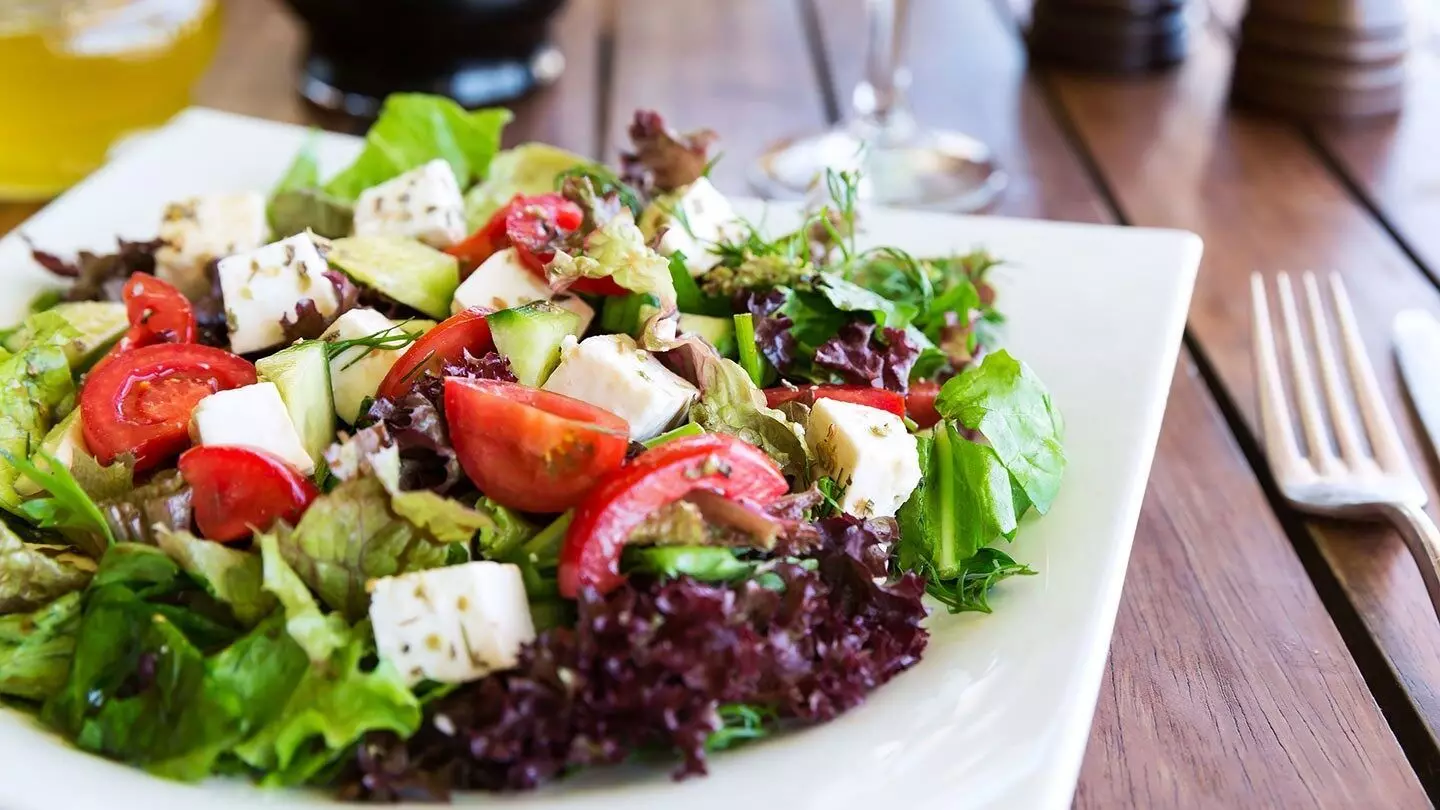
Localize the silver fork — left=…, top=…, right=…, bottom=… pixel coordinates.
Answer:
left=1252, top=271, right=1440, bottom=618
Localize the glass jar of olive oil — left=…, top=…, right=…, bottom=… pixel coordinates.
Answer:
left=0, top=0, right=221, bottom=199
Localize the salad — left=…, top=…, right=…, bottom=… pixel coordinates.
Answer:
left=0, top=95, right=1065, bottom=800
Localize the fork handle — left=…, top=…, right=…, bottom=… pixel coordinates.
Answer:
left=1382, top=502, right=1440, bottom=619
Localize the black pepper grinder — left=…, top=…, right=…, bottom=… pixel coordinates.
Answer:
left=1027, top=0, right=1190, bottom=73
left=1230, top=0, right=1410, bottom=119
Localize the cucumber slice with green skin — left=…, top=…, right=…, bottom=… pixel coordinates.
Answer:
left=487, top=302, right=582, bottom=387
left=2, top=302, right=128, bottom=371
left=256, top=340, right=335, bottom=469
left=14, top=409, right=85, bottom=497
left=328, top=235, right=459, bottom=319
left=677, top=313, right=735, bottom=357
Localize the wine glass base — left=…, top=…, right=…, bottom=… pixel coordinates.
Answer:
left=750, top=126, right=1007, bottom=212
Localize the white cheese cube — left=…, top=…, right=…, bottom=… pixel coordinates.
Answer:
left=353, top=159, right=468, bottom=249
left=541, top=334, right=697, bottom=440
left=806, top=398, right=921, bottom=518
left=218, top=233, right=338, bottom=355
left=189, top=382, right=316, bottom=475
left=369, top=561, right=535, bottom=686
left=451, top=247, right=594, bottom=333
left=156, top=192, right=268, bottom=299
left=322, top=308, right=407, bottom=424
left=652, top=178, right=742, bottom=277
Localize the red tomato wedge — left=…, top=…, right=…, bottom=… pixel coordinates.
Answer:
left=507, top=194, right=627, bottom=296
left=444, top=377, right=630, bottom=513
left=122, top=272, right=196, bottom=346
left=376, top=306, right=495, bottom=400
left=763, top=384, right=906, bottom=417
left=446, top=208, right=510, bottom=279
left=81, top=343, right=257, bottom=471
left=179, top=446, right=319, bottom=542
left=559, top=434, right=789, bottom=598
left=905, top=381, right=943, bottom=429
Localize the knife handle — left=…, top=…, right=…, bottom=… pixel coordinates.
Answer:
left=1383, top=502, right=1440, bottom=621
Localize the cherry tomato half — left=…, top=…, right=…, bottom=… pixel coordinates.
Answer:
left=444, top=377, right=630, bottom=513
left=376, top=306, right=495, bottom=401
left=179, top=446, right=319, bottom=542
left=122, top=272, right=196, bottom=346
left=905, top=381, right=943, bottom=429
left=559, top=433, right=789, bottom=597
left=81, top=343, right=257, bottom=471
left=446, top=209, right=510, bottom=280
left=507, top=194, right=628, bottom=296
left=763, top=384, right=906, bottom=417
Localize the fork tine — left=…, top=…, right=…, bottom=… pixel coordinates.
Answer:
left=1276, top=273, right=1340, bottom=473
left=1251, top=273, right=1309, bottom=478
left=1327, top=273, right=1410, bottom=473
left=1302, top=272, right=1369, bottom=467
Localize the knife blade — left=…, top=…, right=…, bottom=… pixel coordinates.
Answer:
left=1393, top=309, right=1440, bottom=457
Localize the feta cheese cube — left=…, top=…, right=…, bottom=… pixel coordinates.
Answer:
left=353, top=159, right=467, bottom=248
left=651, top=178, right=742, bottom=277
left=451, top=247, right=594, bottom=333
left=542, top=334, right=697, bottom=440
left=156, top=192, right=268, bottom=299
left=322, top=308, right=407, bottom=424
left=218, top=233, right=338, bottom=355
left=806, top=398, right=921, bottom=518
left=189, top=382, right=316, bottom=475
left=369, top=561, right=535, bottom=686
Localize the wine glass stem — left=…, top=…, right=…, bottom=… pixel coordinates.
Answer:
left=853, top=0, right=912, bottom=130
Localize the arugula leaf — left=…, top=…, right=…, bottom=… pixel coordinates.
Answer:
left=323, top=95, right=511, bottom=202
left=0, top=521, right=95, bottom=613
left=897, top=422, right=1017, bottom=580
left=155, top=528, right=275, bottom=627
left=935, top=350, right=1065, bottom=514
left=7, top=450, right=114, bottom=555
left=0, top=591, right=80, bottom=702
left=924, top=547, right=1036, bottom=614
left=0, top=345, right=74, bottom=511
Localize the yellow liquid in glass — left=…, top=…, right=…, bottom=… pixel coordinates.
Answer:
left=0, top=0, right=222, bottom=199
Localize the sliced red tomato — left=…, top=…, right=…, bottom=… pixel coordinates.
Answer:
left=505, top=194, right=628, bottom=296
left=763, top=384, right=906, bottom=417
left=905, top=381, right=943, bottom=429
left=376, top=306, right=495, bottom=400
left=559, top=434, right=789, bottom=598
left=446, top=206, right=511, bottom=280
left=96, top=273, right=198, bottom=367
left=81, top=343, right=256, bottom=471
left=179, top=446, right=319, bottom=542
left=444, top=377, right=630, bottom=513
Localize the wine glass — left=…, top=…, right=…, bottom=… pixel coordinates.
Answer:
left=750, top=0, right=1006, bottom=211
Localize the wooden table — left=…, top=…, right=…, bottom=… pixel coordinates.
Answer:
left=8, top=0, right=1440, bottom=805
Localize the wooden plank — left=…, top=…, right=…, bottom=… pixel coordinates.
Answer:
left=1308, top=52, right=1440, bottom=293
left=1077, top=359, right=1428, bottom=808
left=1041, top=5, right=1440, bottom=773
left=811, top=1, right=1427, bottom=804
left=603, top=0, right=828, bottom=193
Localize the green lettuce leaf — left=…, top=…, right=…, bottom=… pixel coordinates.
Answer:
left=623, top=546, right=754, bottom=582
left=463, top=142, right=595, bottom=229
left=689, top=353, right=809, bottom=482
left=279, top=475, right=451, bottom=620
left=897, top=422, right=1017, bottom=581
left=266, top=130, right=356, bottom=238
left=0, top=591, right=80, bottom=701
left=257, top=529, right=347, bottom=664
left=323, top=95, right=512, bottom=202
left=0, top=522, right=95, bottom=614
left=8, top=450, right=114, bottom=557
left=814, top=275, right=917, bottom=330
left=231, top=619, right=420, bottom=787
left=0, top=346, right=75, bottom=511
left=548, top=210, right=677, bottom=313
left=935, top=350, right=1065, bottom=514
left=69, top=451, right=134, bottom=502
left=155, top=528, right=275, bottom=627
left=472, top=496, right=538, bottom=560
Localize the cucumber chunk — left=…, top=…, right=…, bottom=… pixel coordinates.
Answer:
left=487, top=302, right=583, bottom=387
left=256, top=340, right=335, bottom=467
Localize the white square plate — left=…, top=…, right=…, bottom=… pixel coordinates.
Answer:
left=0, top=109, right=1201, bottom=810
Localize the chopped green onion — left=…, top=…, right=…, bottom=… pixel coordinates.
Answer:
left=733, top=313, right=765, bottom=386
left=643, top=422, right=704, bottom=448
